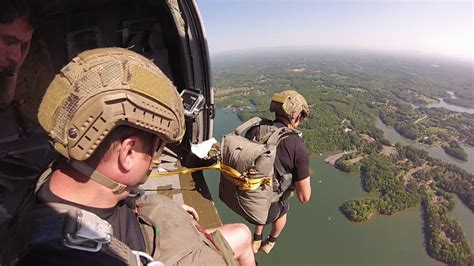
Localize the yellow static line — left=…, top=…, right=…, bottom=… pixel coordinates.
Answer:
left=149, top=162, right=272, bottom=191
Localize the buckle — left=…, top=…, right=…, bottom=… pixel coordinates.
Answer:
left=63, top=209, right=113, bottom=252
left=132, top=250, right=165, bottom=266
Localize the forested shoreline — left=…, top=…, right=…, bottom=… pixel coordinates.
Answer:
left=212, top=51, right=473, bottom=265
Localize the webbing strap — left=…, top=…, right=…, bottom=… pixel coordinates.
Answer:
left=30, top=205, right=139, bottom=266
left=31, top=211, right=67, bottom=245
left=234, top=117, right=262, bottom=136
left=70, top=160, right=129, bottom=194
left=267, top=127, right=299, bottom=146
left=108, top=238, right=140, bottom=265
left=150, top=163, right=222, bottom=177
left=149, top=162, right=272, bottom=191
left=274, top=157, right=286, bottom=179
left=266, top=127, right=287, bottom=145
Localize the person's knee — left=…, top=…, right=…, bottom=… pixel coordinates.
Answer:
left=220, top=224, right=255, bottom=265
left=219, top=223, right=252, bottom=251
left=234, top=223, right=252, bottom=244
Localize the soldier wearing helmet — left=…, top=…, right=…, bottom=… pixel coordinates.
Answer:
left=0, top=0, right=57, bottom=254
left=248, top=90, right=311, bottom=254
left=4, top=48, right=255, bottom=266
left=269, top=90, right=310, bottom=126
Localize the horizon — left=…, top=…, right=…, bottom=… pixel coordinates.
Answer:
left=197, top=1, right=473, bottom=63
left=209, top=46, right=474, bottom=67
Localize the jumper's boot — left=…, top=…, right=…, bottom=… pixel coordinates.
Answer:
left=260, top=240, right=275, bottom=254
left=252, top=240, right=262, bottom=254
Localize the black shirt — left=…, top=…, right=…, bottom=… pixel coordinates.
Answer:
left=246, top=120, right=310, bottom=182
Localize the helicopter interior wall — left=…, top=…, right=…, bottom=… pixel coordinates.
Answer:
left=9, top=0, right=221, bottom=230
left=34, top=0, right=186, bottom=91
left=13, top=0, right=199, bottom=165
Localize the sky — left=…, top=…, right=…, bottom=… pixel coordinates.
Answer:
left=196, top=0, right=473, bottom=62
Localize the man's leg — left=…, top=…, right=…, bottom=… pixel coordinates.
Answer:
left=261, top=213, right=288, bottom=254
left=207, top=223, right=255, bottom=266
left=252, top=224, right=265, bottom=253
left=270, top=212, right=287, bottom=239
left=254, top=224, right=264, bottom=236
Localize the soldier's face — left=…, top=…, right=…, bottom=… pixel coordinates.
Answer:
left=0, top=16, right=33, bottom=108
left=134, top=136, right=164, bottom=186
left=0, top=16, right=33, bottom=74
left=293, top=114, right=302, bottom=128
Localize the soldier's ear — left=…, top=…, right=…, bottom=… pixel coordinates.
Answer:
left=118, top=138, right=135, bottom=171
left=293, top=114, right=301, bottom=124
left=298, top=113, right=304, bottom=121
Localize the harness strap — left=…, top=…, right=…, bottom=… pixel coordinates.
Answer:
left=267, top=127, right=300, bottom=146
left=274, top=157, right=287, bottom=180
left=234, top=117, right=262, bottom=136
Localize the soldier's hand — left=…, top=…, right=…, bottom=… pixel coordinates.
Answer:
left=181, top=204, right=199, bottom=221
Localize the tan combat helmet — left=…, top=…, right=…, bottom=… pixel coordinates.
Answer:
left=39, top=47, right=185, bottom=161
left=270, top=90, right=309, bottom=120
left=38, top=48, right=185, bottom=193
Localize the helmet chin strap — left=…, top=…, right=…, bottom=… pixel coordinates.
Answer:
left=68, top=141, right=165, bottom=194
left=69, top=160, right=130, bottom=194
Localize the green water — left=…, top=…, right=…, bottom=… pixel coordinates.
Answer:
left=375, top=118, right=474, bottom=174
left=426, top=97, right=474, bottom=114
left=206, top=109, right=446, bottom=265
left=375, top=118, right=474, bottom=250
left=452, top=197, right=474, bottom=251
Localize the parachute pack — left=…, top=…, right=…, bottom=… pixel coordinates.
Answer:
left=218, top=117, right=300, bottom=225
left=141, top=117, right=301, bottom=225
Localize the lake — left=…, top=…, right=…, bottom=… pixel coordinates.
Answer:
left=425, top=98, right=474, bottom=114
left=205, top=109, right=452, bottom=265
left=375, top=118, right=474, bottom=174
left=375, top=117, right=474, bottom=250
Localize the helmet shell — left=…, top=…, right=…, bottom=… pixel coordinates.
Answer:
left=38, top=48, right=185, bottom=160
left=269, top=90, right=309, bottom=120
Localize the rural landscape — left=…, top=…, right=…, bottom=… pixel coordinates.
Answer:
left=212, top=50, right=473, bottom=265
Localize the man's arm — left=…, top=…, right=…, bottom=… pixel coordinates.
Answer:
left=294, top=177, right=311, bottom=203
